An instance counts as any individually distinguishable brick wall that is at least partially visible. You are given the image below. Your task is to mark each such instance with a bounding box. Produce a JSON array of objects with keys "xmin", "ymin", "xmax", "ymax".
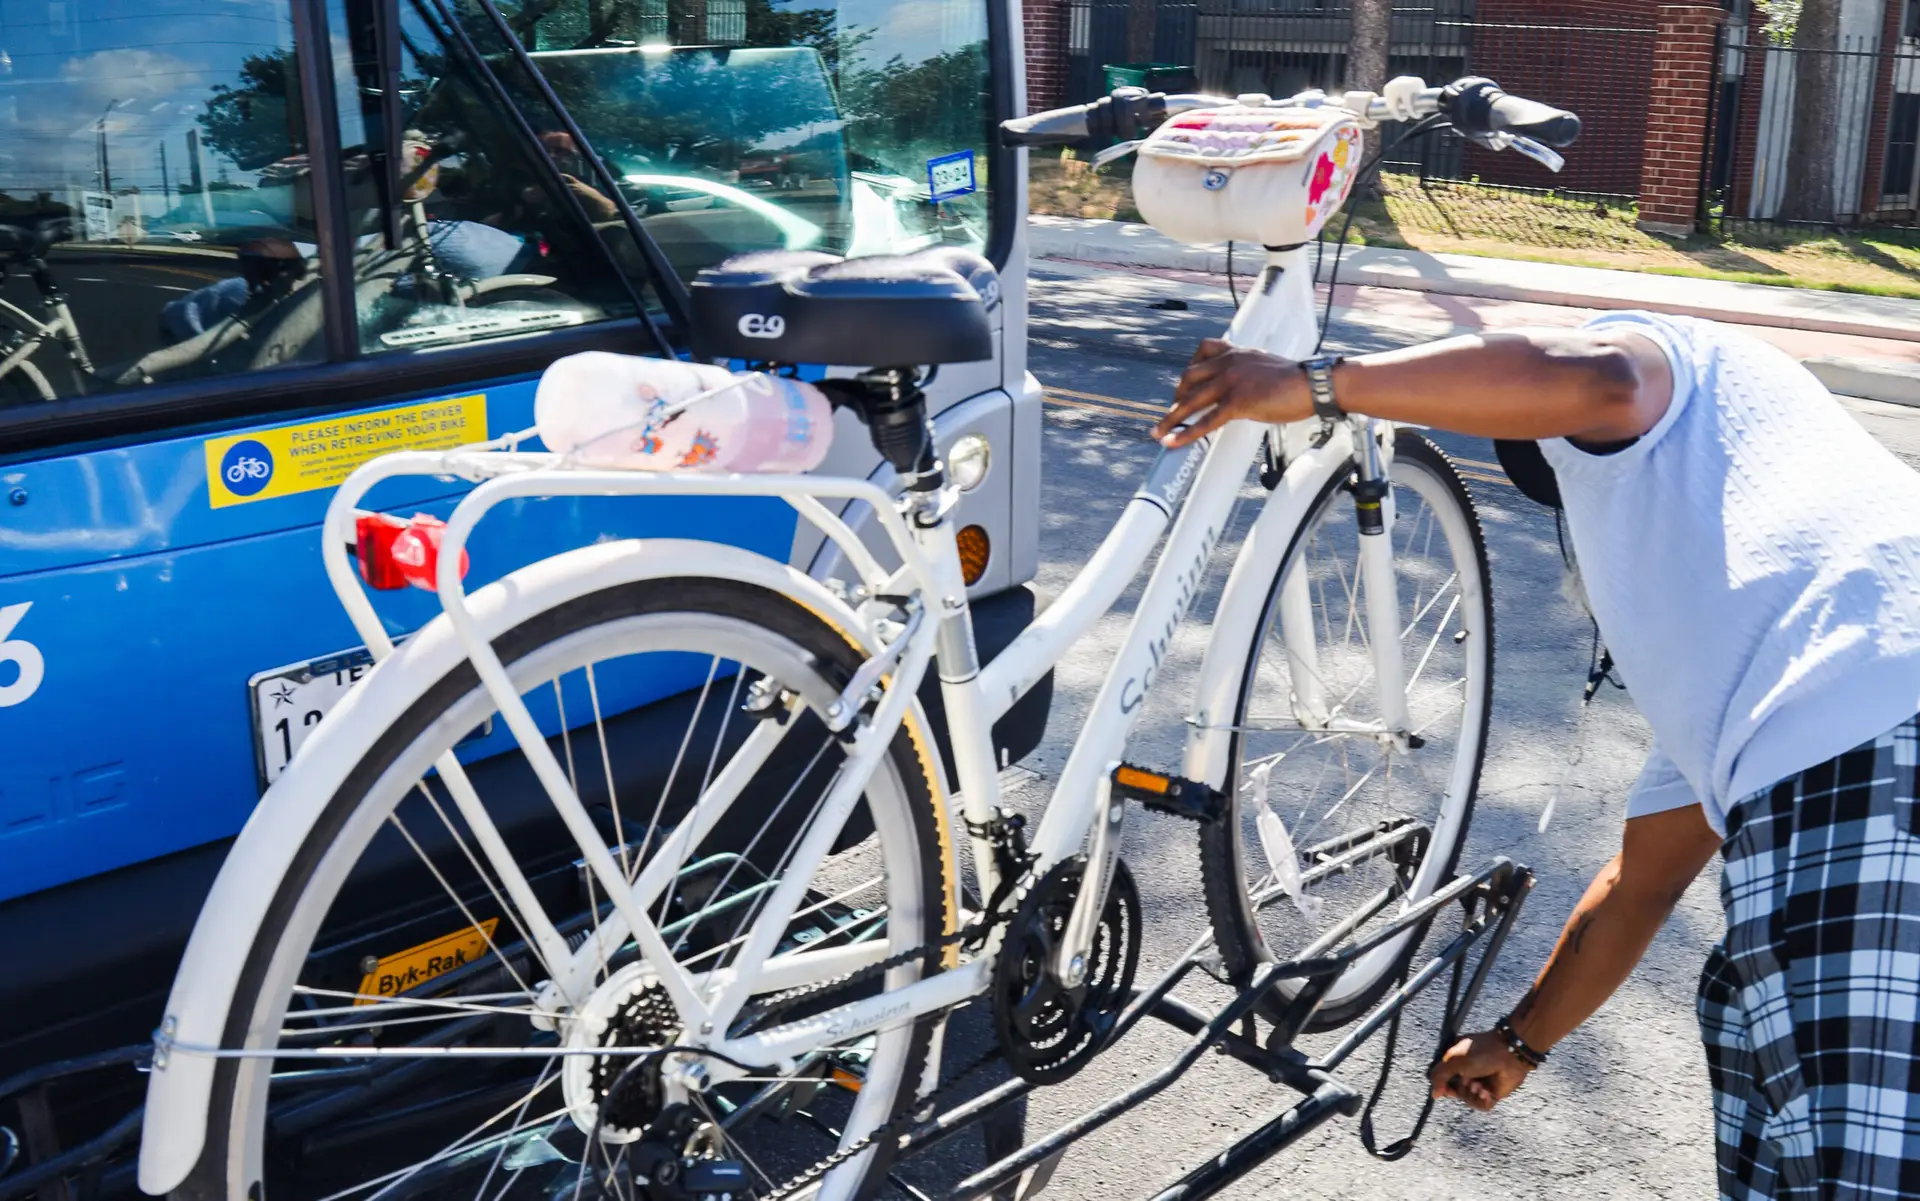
[
  {"xmin": 1727, "ymin": 36, "xmax": 1767, "ymax": 218},
  {"xmin": 1858, "ymin": 0, "xmax": 1903, "ymax": 214},
  {"xmin": 1638, "ymin": 5, "xmax": 1726, "ymax": 231},
  {"xmin": 1024, "ymin": 0, "xmax": 1069, "ymax": 112},
  {"xmin": 1459, "ymin": 0, "xmax": 1659, "ymax": 197}
]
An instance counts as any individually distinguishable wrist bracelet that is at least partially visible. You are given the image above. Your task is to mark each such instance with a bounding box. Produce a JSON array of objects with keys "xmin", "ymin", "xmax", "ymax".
[
  {"xmin": 1299, "ymin": 354, "xmax": 1345, "ymax": 424},
  {"xmin": 1494, "ymin": 1014, "xmax": 1548, "ymax": 1069}
]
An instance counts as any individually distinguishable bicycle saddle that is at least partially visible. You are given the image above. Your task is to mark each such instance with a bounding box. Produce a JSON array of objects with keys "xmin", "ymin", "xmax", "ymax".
[
  {"xmin": 688, "ymin": 247, "xmax": 998, "ymax": 367},
  {"xmin": 0, "ymin": 217, "xmax": 70, "ymax": 261}
]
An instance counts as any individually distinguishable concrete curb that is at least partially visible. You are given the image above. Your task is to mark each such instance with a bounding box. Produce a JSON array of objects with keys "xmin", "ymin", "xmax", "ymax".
[
  {"xmin": 1027, "ymin": 215, "xmax": 1920, "ymax": 410},
  {"xmin": 1803, "ymin": 357, "xmax": 1920, "ymax": 408},
  {"xmin": 1026, "ymin": 215, "xmax": 1920, "ymax": 347}
]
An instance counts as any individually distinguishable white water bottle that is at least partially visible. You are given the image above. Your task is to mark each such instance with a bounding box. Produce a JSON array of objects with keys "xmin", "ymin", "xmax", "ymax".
[{"xmin": 535, "ymin": 351, "xmax": 835, "ymax": 473}]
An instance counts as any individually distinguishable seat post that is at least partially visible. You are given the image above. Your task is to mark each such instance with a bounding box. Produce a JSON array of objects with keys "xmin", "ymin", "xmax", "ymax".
[{"xmin": 855, "ymin": 367, "xmax": 942, "ymax": 493}]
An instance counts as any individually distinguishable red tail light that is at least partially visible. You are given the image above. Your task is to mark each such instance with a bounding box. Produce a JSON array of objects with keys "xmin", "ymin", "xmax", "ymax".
[{"xmin": 355, "ymin": 512, "xmax": 469, "ymax": 591}]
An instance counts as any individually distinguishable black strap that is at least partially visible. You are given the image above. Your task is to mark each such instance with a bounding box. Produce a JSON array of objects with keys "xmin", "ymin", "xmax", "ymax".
[{"xmin": 1357, "ymin": 934, "xmax": 1469, "ymax": 1161}]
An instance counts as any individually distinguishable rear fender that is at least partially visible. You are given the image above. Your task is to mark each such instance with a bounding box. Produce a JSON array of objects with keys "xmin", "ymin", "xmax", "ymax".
[{"xmin": 137, "ymin": 538, "xmax": 902, "ymax": 1194}]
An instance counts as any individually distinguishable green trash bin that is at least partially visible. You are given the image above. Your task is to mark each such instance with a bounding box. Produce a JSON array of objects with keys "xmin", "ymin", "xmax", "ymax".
[{"xmin": 1102, "ymin": 62, "xmax": 1198, "ymax": 94}]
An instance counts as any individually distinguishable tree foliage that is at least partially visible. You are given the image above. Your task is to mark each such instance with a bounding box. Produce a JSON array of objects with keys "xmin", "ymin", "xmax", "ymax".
[{"xmin": 199, "ymin": 51, "xmax": 305, "ymax": 171}]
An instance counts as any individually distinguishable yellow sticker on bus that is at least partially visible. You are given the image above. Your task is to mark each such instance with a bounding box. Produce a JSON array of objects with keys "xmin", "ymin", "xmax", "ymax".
[
  {"xmin": 204, "ymin": 394, "xmax": 488, "ymax": 508},
  {"xmin": 356, "ymin": 917, "xmax": 500, "ymax": 1004}
]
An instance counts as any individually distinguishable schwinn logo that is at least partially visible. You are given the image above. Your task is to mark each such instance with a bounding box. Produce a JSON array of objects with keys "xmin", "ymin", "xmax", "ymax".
[
  {"xmin": 737, "ymin": 313, "xmax": 786, "ymax": 339},
  {"xmin": 1119, "ymin": 521, "xmax": 1221, "ymax": 714}
]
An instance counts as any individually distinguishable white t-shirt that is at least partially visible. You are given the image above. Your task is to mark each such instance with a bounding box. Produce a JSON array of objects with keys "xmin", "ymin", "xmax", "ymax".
[{"xmin": 1539, "ymin": 312, "xmax": 1920, "ymax": 835}]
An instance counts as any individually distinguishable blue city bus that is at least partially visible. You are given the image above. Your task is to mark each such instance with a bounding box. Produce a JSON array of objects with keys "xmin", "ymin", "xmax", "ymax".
[{"xmin": 0, "ymin": 0, "xmax": 1044, "ymax": 1176}]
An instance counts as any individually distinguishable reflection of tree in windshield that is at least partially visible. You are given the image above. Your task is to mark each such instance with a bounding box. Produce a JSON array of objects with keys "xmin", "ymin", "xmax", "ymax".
[
  {"xmin": 840, "ymin": 41, "xmax": 987, "ymax": 178},
  {"xmin": 745, "ymin": 1, "xmax": 841, "ymax": 73},
  {"xmin": 535, "ymin": 48, "xmax": 846, "ymax": 177},
  {"xmin": 200, "ymin": 52, "xmax": 306, "ymax": 171}
]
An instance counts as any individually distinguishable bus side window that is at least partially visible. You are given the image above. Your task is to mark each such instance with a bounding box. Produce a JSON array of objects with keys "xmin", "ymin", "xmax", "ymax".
[
  {"xmin": 327, "ymin": 0, "xmax": 638, "ymax": 355},
  {"xmin": 0, "ymin": 0, "xmax": 327, "ymax": 404}
]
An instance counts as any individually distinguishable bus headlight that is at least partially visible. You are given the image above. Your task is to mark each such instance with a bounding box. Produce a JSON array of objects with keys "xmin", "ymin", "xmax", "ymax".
[{"xmin": 948, "ymin": 434, "xmax": 991, "ymax": 492}]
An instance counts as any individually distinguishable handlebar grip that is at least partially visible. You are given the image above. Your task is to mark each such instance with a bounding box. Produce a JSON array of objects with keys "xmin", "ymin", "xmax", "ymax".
[
  {"xmin": 1487, "ymin": 93, "xmax": 1582, "ymax": 147},
  {"xmin": 1444, "ymin": 77, "xmax": 1582, "ymax": 149},
  {"xmin": 1001, "ymin": 103, "xmax": 1095, "ymax": 147},
  {"xmin": 1001, "ymin": 87, "xmax": 1169, "ymax": 148}
]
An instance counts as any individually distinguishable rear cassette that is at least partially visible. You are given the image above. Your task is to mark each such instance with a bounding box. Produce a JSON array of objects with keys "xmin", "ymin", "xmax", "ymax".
[{"xmin": 992, "ymin": 856, "xmax": 1142, "ymax": 1085}]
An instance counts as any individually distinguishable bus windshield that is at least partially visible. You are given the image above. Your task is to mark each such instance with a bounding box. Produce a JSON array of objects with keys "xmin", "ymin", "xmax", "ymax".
[
  {"xmin": 0, "ymin": 0, "xmax": 998, "ymax": 412},
  {"xmin": 504, "ymin": 0, "xmax": 996, "ymax": 278}
]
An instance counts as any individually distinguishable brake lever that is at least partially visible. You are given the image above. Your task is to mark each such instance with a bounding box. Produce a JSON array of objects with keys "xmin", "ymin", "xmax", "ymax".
[
  {"xmin": 1502, "ymin": 133, "xmax": 1566, "ymax": 174},
  {"xmin": 1092, "ymin": 139, "xmax": 1145, "ymax": 169}
]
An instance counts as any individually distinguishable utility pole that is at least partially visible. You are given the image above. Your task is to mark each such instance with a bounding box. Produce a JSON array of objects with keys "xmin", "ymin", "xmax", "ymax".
[
  {"xmin": 96, "ymin": 99, "xmax": 119, "ymax": 195},
  {"xmin": 159, "ymin": 141, "xmax": 171, "ymax": 207},
  {"xmin": 187, "ymin": 128, "xmax": 215, "ymax": 227}
]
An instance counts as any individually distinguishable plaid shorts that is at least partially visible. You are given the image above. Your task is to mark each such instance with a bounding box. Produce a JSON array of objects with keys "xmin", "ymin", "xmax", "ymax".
[{"xmin": 1698, "ymin": 713, "xmax": 1920, "ymax": 1200}]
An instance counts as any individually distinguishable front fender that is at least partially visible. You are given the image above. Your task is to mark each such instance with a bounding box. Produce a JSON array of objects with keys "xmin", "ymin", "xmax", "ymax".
[
  {"xmin": 1181, "ymin": 428, "xmax": 1352, "ymax": 791},
  {"xmin": 138, "ymin": 538, "xmax": 885, "ymax": 1195}
]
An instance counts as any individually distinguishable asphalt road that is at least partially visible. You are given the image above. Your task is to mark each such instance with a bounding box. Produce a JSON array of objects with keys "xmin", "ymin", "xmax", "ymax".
[
  {"xmin": 882, "ymin": 266, "xmax": 1920, "ymax": 1201},
  {"xmin": 0, "ymin": 248, "xmax": 230, "ymax": 373}
]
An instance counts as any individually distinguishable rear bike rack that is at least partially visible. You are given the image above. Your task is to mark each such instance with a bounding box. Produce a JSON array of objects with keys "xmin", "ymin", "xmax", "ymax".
[
  {"xmin": 877, "ymin": 821, "xmax": 1534, "ymax": 1201},
  {"xmin": 0, "ymin": 824, "xmax": 1530, "ymax": 1200}
]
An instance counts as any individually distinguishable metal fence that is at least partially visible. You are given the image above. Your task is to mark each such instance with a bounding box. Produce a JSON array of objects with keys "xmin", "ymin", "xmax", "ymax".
[
  {"xmin": 1058, "ymin": 2, "xmax": 1657, "ymax": 205},
  {"xmin": 1707, "ymin": 24, "xmax": 1920, "ymax": 231}
]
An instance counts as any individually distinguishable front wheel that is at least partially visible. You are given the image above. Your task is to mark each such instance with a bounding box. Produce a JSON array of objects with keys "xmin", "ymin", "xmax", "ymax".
[{"xmin": 1200, "ymin": 431, "xmax": 1494, "ymax": 1031}]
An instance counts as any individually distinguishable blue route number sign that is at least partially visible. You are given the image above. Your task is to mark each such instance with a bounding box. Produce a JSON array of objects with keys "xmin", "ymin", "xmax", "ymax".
[{"xmin": 926, "ymin": 150, "xmax": 978, "ymax": 203}]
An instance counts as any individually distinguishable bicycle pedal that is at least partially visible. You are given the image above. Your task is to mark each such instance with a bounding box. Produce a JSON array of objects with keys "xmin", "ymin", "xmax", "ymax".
[{"xmin": 1110, "ymin": 764, "xmax": 1224, "ymax": 822}]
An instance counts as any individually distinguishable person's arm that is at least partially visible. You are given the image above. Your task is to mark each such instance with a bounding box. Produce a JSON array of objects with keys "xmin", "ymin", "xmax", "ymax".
[
  {"xmin": 1152, "ymin": 328, "xmax": 1674, "ymax": 450},
  {"xmin": 1427, "ymin": 802, "xmax": 1723, "ymax": 1111}
]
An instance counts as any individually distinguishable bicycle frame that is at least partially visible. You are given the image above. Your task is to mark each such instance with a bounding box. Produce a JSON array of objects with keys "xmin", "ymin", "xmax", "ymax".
[
  {"xmin": 266, "ymin": 242, "xmax": 1405, "ymax": 1080},
  {"xmin": 0, "ymin": 294, "xmax": 87, "ymax": 401}
]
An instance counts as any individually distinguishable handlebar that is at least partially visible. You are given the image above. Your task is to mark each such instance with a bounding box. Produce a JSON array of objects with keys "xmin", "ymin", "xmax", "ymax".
[
  {"xmin": 1000, "ymin": 74, "xmax": 1581, "ymax": 154},
  {"xmin": 1442, "ymin": 77, "xmax": 1582, "ymax": 148}
]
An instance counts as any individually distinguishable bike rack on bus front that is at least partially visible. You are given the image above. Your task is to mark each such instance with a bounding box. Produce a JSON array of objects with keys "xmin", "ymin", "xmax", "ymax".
[{"xmin": 861, "ymin": 835, "xmax": 1534, "ymax": 1201}]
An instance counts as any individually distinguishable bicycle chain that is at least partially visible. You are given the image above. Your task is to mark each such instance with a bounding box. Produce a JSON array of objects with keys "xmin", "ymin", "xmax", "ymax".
[
  {"xmin": 741, "ymin": 904, "xmax": 1020, "ymax": 1198},
  {"xmin": 726, "ymin": 818, "xmax": 1037, "ymax": 1197},
  {"xmin": 759, "ymin": 1041, "xmax": 1001, "ymax": 1201},
  {"xmin": 741, "ymin": 909, "xmax": 1010, "ymax": 1029}
]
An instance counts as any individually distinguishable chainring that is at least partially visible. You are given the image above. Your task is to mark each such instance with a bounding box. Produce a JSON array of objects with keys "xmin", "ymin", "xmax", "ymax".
[{"xmin": 991, "ymin": 855, "xmax": 1142, "ymax": 1085}]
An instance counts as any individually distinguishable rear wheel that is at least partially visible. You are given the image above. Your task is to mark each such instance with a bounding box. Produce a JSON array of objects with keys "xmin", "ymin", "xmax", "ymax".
[
  {"xmin": 184, "ymin": 577, "xmax": 954, "ymax": 1201},
  {"xmin": 1200, "ymin": 432, "xmax": 1493, "ymax": 1031}
]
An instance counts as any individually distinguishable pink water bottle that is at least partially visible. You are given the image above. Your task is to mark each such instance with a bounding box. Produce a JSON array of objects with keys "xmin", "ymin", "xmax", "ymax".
[{"xmin": 535, "ymin": 351, "xmax": 835, "ymax": 473}]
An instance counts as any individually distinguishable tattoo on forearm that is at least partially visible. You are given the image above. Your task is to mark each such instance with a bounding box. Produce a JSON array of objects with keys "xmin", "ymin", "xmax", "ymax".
[
  {"xmin": 1568, "ymin": 912, "xmax": 1596, "ymax": 956},
  {"xmin": 1510, "ymin": 985, "xmax": 1541, "ymax": 1024}
]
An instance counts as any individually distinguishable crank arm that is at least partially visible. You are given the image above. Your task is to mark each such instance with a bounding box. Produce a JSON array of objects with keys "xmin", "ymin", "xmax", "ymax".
[{"xmin": 1053, "ymin": 765, "xmax": 1127, "ymax": 987}]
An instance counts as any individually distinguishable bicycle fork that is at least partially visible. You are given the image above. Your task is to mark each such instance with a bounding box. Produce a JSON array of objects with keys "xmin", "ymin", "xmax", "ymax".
[{"xmin": 1352, "ymin": 422, "xmax": 1413, "ymax": 745}]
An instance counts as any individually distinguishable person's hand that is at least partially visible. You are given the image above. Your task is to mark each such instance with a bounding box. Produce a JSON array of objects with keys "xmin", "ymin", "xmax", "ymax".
[
  {"xmin": 1152, "ymin": 338, "xmax": 1314, "ymax": 449},
  {"xmin": 562, "ymin": 174, "xmax": 618, "ymax": 221},
  {"xmin": 1428, "ymin": 1030, "xmax": 1535, "ymax": 1111}
]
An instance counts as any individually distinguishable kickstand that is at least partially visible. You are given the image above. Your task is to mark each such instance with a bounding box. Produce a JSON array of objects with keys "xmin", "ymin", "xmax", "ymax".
[{"xmin": 1356, "ymin": 928, "xmax": 1468, "ymax": 1161}]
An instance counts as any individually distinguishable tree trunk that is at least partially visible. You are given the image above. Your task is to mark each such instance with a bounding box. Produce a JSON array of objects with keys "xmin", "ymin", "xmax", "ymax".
[
  {"xmin": 1346, "ymin": 0, "xmax": 1392, "ymax": 94},
  {"xmin": 1778, "ymin": 0, "xmax": 1842, "ymax": 221}
]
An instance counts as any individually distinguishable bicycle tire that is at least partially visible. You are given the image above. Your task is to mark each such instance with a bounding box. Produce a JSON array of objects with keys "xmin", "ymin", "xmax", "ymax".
[
  {"xmin": 178, "ymin": 576, "xmax": 954, "ymax": 1201},
  {"xmin": 1199, "ymin": 431, "xmax": 1493, "ymax": 1032}
]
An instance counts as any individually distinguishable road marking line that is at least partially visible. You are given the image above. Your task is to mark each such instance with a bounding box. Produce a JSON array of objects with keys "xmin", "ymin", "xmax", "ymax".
[
  {"xmin": 1046, "ymin": 387, "xmax": 1166, "ymax": 414},
  {"xmin": 1046, "ymin": 396, "xmax": 1148, "ymax": 421}
]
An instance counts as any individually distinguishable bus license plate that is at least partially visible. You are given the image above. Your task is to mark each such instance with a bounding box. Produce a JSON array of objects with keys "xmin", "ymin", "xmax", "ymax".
[
  {"xmin": 249, "ymin": 646, "xmax": 493, "ymax": 790},
  {"xmin": 249, "ymin": 647, "xmax": 379, "ymax": 789}
]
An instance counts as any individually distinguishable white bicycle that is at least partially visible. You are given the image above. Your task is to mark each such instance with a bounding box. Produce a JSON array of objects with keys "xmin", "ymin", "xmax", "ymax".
[
  {"xmin": 138, "ymin": 74, "xmax": 1579, "ymax": 1201},
  {"xmin": 0, "ymin": 217, "xmax": 95, "ymax": 404}
]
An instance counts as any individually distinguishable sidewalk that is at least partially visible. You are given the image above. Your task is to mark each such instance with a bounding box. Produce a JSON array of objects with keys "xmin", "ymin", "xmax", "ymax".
[{"xmin": 1028, "ymin": 215, "xmax": 1920, "ymax": 406}]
